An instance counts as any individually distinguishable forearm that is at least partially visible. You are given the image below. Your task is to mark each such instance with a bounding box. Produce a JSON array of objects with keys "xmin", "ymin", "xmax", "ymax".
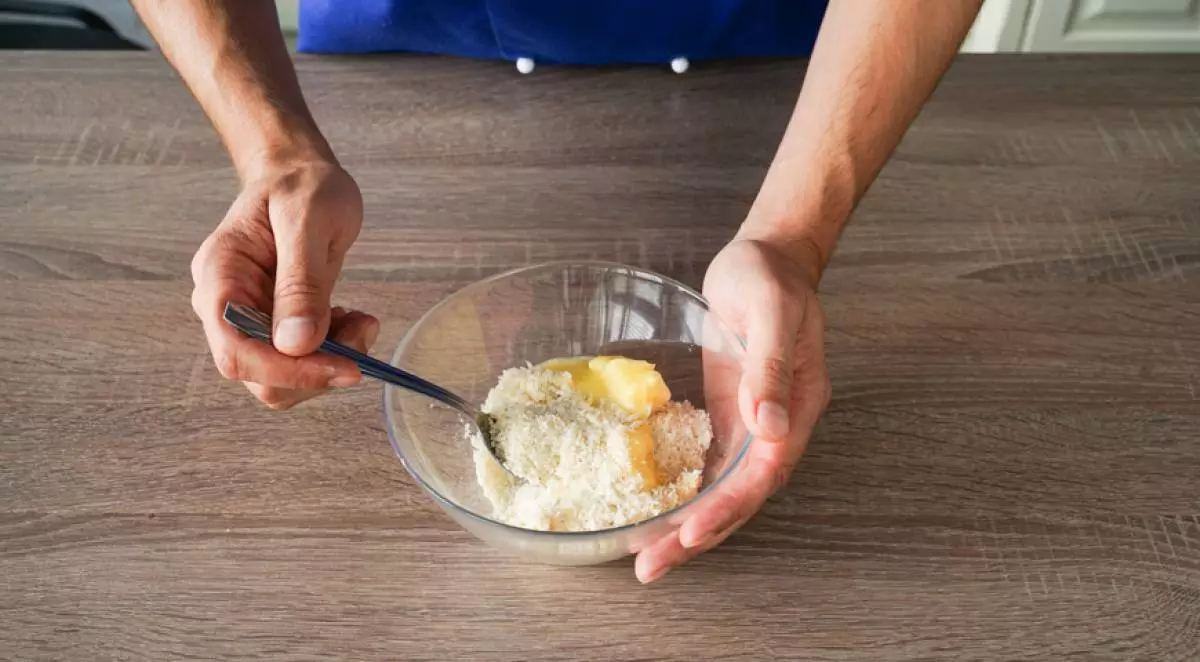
[
  {"xmin": 739, "ymin": 0, "xmax": 982, "ymax": 282},
  {"xmin": 131, "ymin": 0, "xmax": 334, "ymax": 181}
]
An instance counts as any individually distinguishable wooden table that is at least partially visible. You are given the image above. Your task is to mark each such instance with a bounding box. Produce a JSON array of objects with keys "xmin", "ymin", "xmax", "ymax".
[{"xmin": 2, "ymin": 52, "xmax": 1198, "ymax": 660}]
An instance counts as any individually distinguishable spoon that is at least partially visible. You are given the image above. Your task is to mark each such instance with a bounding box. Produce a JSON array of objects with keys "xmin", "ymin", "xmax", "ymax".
[{"xmin": 222, "ymin": 302, "xmax": 509, "ymax": 473}]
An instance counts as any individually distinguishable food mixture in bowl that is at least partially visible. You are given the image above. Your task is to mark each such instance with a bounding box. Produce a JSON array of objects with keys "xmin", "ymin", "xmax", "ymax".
[{"xmin": 470, "ymin": 356, "xmax": 712, "ymax": 532}]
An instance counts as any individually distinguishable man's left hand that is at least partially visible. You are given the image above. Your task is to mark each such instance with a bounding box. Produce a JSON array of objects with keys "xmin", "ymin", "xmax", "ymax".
[{"xmin": 635, "ymin": 237, "xmax": 832, "ymax": 583}]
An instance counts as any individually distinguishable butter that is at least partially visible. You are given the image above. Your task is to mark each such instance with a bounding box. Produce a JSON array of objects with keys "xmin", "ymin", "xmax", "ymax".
[
  {"xmin": 625, "ymin": 422, "xmax": 659, "ymax": 489},
  {"xmin": 542, "ymin": 356, "xmax": 671, "ymax": 490},
  {"xmin": 541, "ymin": 356, "xmax": 671, "ymax": 419}
]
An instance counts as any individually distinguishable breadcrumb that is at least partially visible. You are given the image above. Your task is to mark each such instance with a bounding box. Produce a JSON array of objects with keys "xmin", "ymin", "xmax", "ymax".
[{"xmin": 470, "ymin": 363, "xmax": 712, "ymax": 531}]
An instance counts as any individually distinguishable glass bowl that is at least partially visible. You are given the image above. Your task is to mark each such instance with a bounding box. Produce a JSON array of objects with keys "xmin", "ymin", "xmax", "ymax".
[{"xmin": 384, "ymin": 262, "xmax": 750, "ymax": 565}]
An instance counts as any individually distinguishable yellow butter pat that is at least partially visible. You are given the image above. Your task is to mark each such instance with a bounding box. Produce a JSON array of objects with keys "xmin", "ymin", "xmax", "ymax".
[{"xmin": 542, "ymin": 356, "xmax": 671, "ymax": 419}]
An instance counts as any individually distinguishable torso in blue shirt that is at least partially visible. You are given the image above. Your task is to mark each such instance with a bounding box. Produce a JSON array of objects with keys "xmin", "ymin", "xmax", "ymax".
[{"xmin": 298, "ymin": 1, "xmax": 828, "ymax": 64}]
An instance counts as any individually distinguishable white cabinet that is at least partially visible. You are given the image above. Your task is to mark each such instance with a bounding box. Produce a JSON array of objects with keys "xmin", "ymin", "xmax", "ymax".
[
  {"xmin": 1025, "ymin": 0, "xmax": 1200, "ymax": 51},
  {"xmin": 967, "ymin": 0, "xmax": 1200, "ymax": 52},
  {"xmin": 277, "ymin": 0, "xmax": 298, "ymax": 33}
]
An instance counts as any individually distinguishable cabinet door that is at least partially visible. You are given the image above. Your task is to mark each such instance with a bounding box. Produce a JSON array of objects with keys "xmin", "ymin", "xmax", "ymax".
[
  {"xmin": 277, "ymin": 0, "xmax": 299, "ymax": 33},
  {"xmin": 1024, "ymin": 0, "xmax": 1200, "ymax": 51}
]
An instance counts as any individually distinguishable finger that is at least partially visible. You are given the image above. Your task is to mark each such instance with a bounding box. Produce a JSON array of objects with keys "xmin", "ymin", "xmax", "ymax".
[
  {"xmin": 271, "ymin": 213, "xmax": 335, "ymax": 356},
  {"xmin": 239, "ymin": 308, "xmax": 380, "ymax": 409},
  {"xmin": 739, "ymin": 294, "xmax": 798, "ymax": 443},
  {"xmin": 330, "ymin": 308, "xmax": 381, "ymax": 354},
  {"xmin": 293, "ymin": 308, "xmax": 378, "ymax": 392},
  {"xmin": 635, "ymin": 517, "xmax": 746, "ymax": 583},
  {"xmin": 678, "ymin": 440, "xmax": 794, "ymax": 548},
  {"xmin": 243, "ymin": 381, "xmax": 313, "ymax": 410},
  {"xmin": 193, "ymin": 283, "xmax": 358, "ymax": 389},
  {"xmin": 681, "ymin": 368, "xmax": 827, "ymax": 549},
  {"xmin": 215, "ymin": 329, "xmax": 354, "ymax": 389},
  {"xmin": 635, "ymin": 531, "xmax": 683, "ymax": 583}
]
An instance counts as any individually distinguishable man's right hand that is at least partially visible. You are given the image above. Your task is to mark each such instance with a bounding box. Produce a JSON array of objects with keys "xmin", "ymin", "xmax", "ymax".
[{"xmin": 191, "ymin": 160, "xmax": 379, "ymax": 409}]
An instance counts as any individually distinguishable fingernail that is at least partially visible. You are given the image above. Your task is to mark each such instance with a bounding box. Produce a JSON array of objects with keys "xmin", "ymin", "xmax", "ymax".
[
  {"xmin": 366, "ymin": 319, "xmax": 381, "ymax": 349},
  {"xmin": 757, "ymin": 400, "xmax": 790, "ymax": 439},
  {"xmin": 640, "ymin": 565, "xmax": 672, "ymax": 584},
  {"xmin": 331, "ymin": 374, "xmax": 359, "ymax": 389},
  {"xmin": 681, "ymin": 530, "xmax": 713, "ymax": 549},
  {"xmin": 275, "ymin": 317, "xmax": 317, "ymax": 352}
]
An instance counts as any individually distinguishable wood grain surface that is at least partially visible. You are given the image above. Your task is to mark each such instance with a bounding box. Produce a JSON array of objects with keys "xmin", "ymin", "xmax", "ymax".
[{"xmin": 2, "ymin": 52, "xmax": 1199, "ymax": 660}]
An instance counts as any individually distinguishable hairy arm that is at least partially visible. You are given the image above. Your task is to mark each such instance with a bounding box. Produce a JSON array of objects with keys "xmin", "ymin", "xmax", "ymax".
[
  {"xmin": 129, "ymin": 0, "xmax": 335, "ymax": 179},
  {"xmin": 739, "ymin": 0, "xmax": 984, "ymax": 283},
  {"xmin": 639, "ymin": 1, "xmax": 985, "ymax": 582}
]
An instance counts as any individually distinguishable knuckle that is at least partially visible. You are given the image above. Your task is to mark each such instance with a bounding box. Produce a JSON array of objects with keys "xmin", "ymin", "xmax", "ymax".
[
  {"xmin": 212, "ymin": 350, "xmax": 241, "ymax": 381},
  {"xmin": 769, "ymin": 461, "xmax": 796, "ymax": 495},
  {"xmin": 711, "ymin": 491, "xmax": 742, "ymax": 521},
  {"xmin": 714, "ymin": 520, "xmax": 748, "ymax": 547},
  {"xmin": 804, "ymin": 375, "xmax": 833, "ymax": 413},
  {"xmin": 274, "ymin": 274, "xmax": 325, "ymax": 304},
  {"xmin": 292, "ymin": 370, "xmax": 333, "ymax": 391},
  {"xmin": 263, "ymin": 397, "xmax": 295, "ymax": 411},
  {"xmin": 216, "ymin": 223, "xmax": 261, "ymax": 254},
  {"xmin": 189, "ymin": 253, "xmax": 204, "ymax": 285},
  {"xmin": 190, "ymin": 287, "xmax": 204, "ymax": 318},
  {"xmin": 759, "ymin": 357, "xmax": 792, "ymax": 390},
  {"xmin": 314, "ymin": 168, "xmax": 362, "ymax": 206},
  {"xmin": 245, "ymin": 383, "xmax": 294, "ymax": 410},
  {"xmin": 190, "ymin": 238, "xmax": 215, "ymax": 284}
]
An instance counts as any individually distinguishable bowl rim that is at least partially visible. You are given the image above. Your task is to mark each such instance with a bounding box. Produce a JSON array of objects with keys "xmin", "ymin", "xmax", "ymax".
[{"xmin": 383, "ymin": 260, "xmax": 753, "ymax": 538}]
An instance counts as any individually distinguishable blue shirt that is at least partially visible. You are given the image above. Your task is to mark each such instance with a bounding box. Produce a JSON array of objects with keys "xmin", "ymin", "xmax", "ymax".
[{"xmin": 297, "ymin": 1, "xmax": 827, "ymax": 64}]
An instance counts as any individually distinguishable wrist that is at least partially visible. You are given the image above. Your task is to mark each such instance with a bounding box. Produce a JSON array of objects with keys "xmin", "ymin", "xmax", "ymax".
[
  {"xmin": 736, "ymin": 174, "xmax": 854, "ymax": 289},
  {"xmin": 734, "ymin": 229, "xmax": 827, "ymax": 290},
  {"xmin": 231, "ymin": 114, "xmax": 338, "ymax": 184}
]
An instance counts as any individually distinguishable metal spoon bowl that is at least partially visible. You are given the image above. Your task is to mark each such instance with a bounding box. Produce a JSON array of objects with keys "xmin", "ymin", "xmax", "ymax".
[{"xmin": 222, "ymin": 302, "xmax": 509, "ymax": 473}]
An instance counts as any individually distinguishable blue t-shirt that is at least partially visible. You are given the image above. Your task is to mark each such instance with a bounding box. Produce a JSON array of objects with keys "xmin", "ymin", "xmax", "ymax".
[{"xmin": 297, "ymin": 1, "xmax": 828, "ymax": 64}]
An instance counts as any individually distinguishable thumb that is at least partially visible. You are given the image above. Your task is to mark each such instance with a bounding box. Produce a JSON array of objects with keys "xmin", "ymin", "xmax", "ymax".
[
  {"xmin": 272, "ymin": 222, "xmax": 334, "ymax": 356},
  {"xmin": 739, "ymin": 303, "xmax": 796, "ymax": 442}
]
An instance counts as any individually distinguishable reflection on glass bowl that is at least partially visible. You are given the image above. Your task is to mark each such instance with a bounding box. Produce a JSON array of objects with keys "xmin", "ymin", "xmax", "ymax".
[{"xmin": 384, "ymin": 262, "xmax": 751, "ymax": 565}]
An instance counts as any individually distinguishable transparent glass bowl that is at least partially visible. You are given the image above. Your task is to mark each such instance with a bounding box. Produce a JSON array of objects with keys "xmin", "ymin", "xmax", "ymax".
[{"xmin": 384, "ymin": 262, "xmax": 751, "ymax": 565}]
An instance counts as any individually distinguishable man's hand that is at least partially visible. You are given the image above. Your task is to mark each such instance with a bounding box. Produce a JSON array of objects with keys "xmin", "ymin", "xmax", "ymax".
[
  {"xmin": 631, "ymin": 0, "xmax": 981, "ymax": 583},
  {"xmin": 130, "ymin": 1, "xmax": 375, "ymax": 407},
  {"xmin": 634, "ymin": 238, "xmax": 831, "ymax": 582},
  {"xmin": 191, "ymin": 160, "xmax": 378, "ymax": 409}
]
